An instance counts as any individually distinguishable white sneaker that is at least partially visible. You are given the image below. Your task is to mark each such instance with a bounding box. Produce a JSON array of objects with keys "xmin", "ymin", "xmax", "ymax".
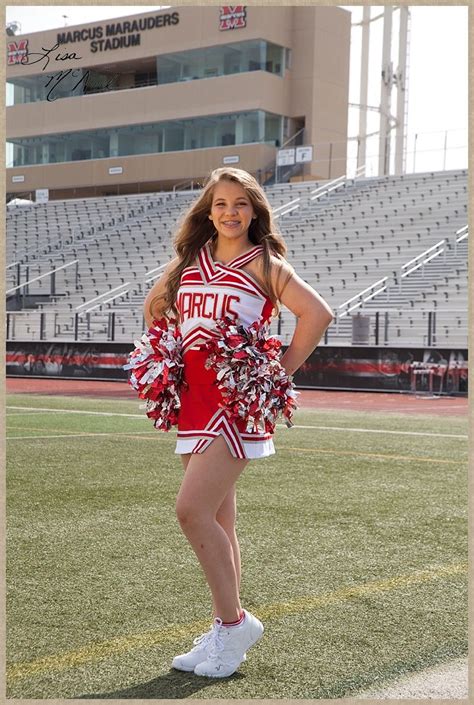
[
  {"xmin": 171, "ymin": 620, "xmax": 247, "ymax": 672},
  {"xmin": 193, "ymin": 609, "xmax": 264, "ymax": 678}
]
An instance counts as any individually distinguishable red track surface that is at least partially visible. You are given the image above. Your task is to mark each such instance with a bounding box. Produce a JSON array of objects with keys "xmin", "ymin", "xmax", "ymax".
[{"xmin": 6, "ymin": 377, "xmax": 467, "ymax": 416}]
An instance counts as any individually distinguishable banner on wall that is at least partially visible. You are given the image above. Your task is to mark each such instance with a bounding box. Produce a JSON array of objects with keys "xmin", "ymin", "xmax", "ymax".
[
  {"xmin": 6, "ymin": 342, "xmax": 130, "ymax": 380},
  {"xmin": 294, "ymin": 347, "xmax": 468, "ymax": 394},
  {"xmin": 5, "ymin": 342, "xmax": 468, "ymax": 394}
]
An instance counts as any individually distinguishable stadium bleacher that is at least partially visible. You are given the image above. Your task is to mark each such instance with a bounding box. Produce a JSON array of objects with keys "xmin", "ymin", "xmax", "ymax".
[{"xmin": 6, "ymin": 169, "xmax": 468, "ymax": 347}]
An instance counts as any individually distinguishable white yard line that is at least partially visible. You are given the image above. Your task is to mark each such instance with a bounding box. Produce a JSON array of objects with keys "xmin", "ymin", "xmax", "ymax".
[
  {"xmin": 6, "ymin": 406, "xmax": 467, "ymax": 439},
  {"xmin": 292, "ymin": 424, "xmax": 467, "ymax": 439},
  {"xmin": 6, "ymin": 431, "xmax": 161, "ymax": 441},
  {"xmin": 7, "ymin": 406, "xmax": 146, "ymax": 419}
]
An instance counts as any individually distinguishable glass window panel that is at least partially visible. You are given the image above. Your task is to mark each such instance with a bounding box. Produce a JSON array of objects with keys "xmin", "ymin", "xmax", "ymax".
[
  {"xmin": 266, "ymin": 42, "xmax": 284, "ymax": 76},
  {"xmin": 265, "ymin": 113, "xmax": 283, "ymax": 146},
  {"xmin": 6, "ymin": 110, "xmax": 287, "ymax": 165}
]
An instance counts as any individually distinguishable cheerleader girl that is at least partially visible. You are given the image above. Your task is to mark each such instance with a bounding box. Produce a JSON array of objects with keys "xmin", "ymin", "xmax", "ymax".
[{"xmin": 144, "ymin": 167, "xmax": 333, "ymax": 678}]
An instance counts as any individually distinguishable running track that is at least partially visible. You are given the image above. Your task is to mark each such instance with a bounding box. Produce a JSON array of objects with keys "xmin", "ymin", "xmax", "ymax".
[{"xmin": 6, "ymin": 378, "xmax": 467, "ymax": 417}]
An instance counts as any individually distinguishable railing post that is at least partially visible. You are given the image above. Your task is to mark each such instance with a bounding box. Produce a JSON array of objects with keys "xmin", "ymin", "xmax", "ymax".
[
  {"xmin": 74, "ymin": 313, "xmax": 79, "ymax": 341},
  {"xmin": 427, "ymin": 311, "xmax": 432, "ymax": 346},
  {"xmin": 432, "ymin": 311, "xmax": 437, "ymax": 346},
  {"xmin": 374, "ymin": 311, "xmax": 379, "ymax": 346},
  {"xmin": 277, "ymin": 313, "xmax": 282, "ymax": 336},
  {"xmin": 40, "ymin": 312, "xmax": 46, "ymax": 341},
  {"xmin": 16, "ymin": 262, "xmax": 21, "ymax": 288},
  {"xmin": 75, "ymin": 261, "xmax": 79, "ymax": 288},
  {"xmin": 50, "ymin": 269, "xmax": 56, "ymax": 296},
  {"xmin": 12, "ymin": 314, "xmax": 16, "ymax": 340},
  {"xmin": 107, "ymin": 312, "xmax": 116, "ymax": 341},
  {"xmin": 6, "ymin": 313, "xmax": 10, "ymax": 340},
  {"xmin": 384, "ymin": 311, "xmax": 389, "ymax": 344}
]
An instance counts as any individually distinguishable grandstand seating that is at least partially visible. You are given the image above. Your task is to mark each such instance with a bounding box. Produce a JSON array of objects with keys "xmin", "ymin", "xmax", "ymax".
[{"xmin": 6, "ymin": 169, "xmax": 468, "ymax": 348}]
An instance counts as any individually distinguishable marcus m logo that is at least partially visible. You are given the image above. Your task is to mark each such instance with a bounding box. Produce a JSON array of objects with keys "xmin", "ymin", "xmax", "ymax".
[
  {"xmin": 7, "ymin": 39, "xmax": 28, "ymax": 65},
  {"xmin": 219, "ymin": 6, "xmax": 247, "ymax": 31}
]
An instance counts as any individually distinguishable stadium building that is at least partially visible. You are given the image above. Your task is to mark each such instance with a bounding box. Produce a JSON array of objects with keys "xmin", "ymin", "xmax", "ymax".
[
  {"xmin": 6, "ymin": 5, "xmax": 351, "ymax": 199},
  {"xmin": 5, "ymin": 7, "xmax": 467, "ymax": 394}
]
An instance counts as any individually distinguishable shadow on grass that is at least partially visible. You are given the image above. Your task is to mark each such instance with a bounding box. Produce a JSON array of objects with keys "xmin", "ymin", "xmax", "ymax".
[{"xmin": 78, "ymin": 668, "xmax": 245, "ymax": 698}]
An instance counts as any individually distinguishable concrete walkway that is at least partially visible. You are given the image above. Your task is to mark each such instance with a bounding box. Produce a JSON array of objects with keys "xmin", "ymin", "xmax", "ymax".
[{"xmin": 356, "ymin": 656, "xmax": 469, "ymax": 699}]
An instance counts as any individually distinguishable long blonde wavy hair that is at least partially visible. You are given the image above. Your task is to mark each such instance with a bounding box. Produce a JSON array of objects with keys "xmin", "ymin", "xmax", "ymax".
[{"xmin": 149, "ymin": 167, "xmax": 290, "ymax": 320}]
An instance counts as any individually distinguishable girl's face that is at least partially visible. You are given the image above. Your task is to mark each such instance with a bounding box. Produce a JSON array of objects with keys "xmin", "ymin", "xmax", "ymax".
[{"xmin": 209, "ymin": 180, "xmax": 256, "ymax": 244}]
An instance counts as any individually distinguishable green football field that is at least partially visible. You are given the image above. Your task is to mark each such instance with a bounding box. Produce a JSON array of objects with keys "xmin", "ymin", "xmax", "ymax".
[{"xmin": 6, "ymin": 393, "xmax": 468, "ymax": 699}]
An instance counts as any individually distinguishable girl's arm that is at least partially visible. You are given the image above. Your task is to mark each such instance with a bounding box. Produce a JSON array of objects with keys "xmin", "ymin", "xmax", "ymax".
[
  {"xmin": 143, "ymin": 256, "xmax": 179, "ymax": 328},
  {"xmin": 272, "ymin": 259, "xmax": 334, "ymax": 376}
]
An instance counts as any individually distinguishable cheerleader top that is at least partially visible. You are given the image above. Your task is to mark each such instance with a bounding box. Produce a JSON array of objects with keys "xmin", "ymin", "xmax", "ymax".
[{"xmin": 177, "ymin": 240, "xmax": 274, "ymax": 355}]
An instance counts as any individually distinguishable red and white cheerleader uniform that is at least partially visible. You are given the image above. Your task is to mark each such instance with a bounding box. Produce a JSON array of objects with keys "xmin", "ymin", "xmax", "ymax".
[{"xmin": 175, "ymin": 240, "xmax": 275, "ymax": 460}]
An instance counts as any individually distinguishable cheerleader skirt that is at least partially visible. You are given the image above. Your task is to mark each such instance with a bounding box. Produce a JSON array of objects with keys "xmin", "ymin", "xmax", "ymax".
[{"xmin": 174, "ymin": 349, "xmax": 275, "ymax": 460}]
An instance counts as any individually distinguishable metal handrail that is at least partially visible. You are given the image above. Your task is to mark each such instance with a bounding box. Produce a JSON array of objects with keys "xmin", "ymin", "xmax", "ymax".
[
  {"xmin": 145, "ymin": 262, "xmax": 167, "ymax": 284},
  {"xmin": 338, "ymin": 277, "xmax": 389, "ymax": 317},
  {"xmin": 75, "ymin": 260, "xmax": 168, "ymax": 315},
  {"xmin": 401, "ymin": 239, "xmax": 446, "ymax": 279},
  {"xmin": 82, "ymin": 289, "xmax": 131, "ymax": 315},
  {"xmin": 274, "ymin": 164, "xmax": 366, "ymax": 220},
  {"xmin": 455, "ymin": 225, "xmax": 468, "ymax": 243},
  {"xmin": 280, "ymin": 127, "xmax": 305, "ymax": 149},
  {"xmin": 173, "ymin": 180, "xmax": 198, "ymax": 193},
  {"xmin": 75, "ymin": 281, "xmax": 131, "ymax": 311},
  {"xmin": 6, "ymin": 259, "xmax": 78, "ymax": 295},
  {"xmin": 273, "ymin": 198, "xmax": 301, "ymax": 214},
  {"xmin": 335, "ymin": 218, "xmax": 466, "ymax": 319},
  {"xmin": 310, "ymin": 165, "xmax": 366, "ymax": 202}
]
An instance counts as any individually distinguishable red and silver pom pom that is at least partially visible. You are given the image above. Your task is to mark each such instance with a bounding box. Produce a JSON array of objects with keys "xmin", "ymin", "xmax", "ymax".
[
  {"xmin": 204, "ymin": 315, "xmax": 299, "ymax": 433},
  {"xmin": 124, "ymin": 317, "xmax": 185, "ymax": 431}
]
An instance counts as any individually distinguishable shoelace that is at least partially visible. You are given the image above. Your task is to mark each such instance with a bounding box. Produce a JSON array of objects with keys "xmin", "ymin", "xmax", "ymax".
[
  {"xmin": 206, "ymin": 619, "xmax": 226, "ymax": 661},
  {"xmin": 192, "ymin": 629, "xmax": 213, "ymax": 649}
]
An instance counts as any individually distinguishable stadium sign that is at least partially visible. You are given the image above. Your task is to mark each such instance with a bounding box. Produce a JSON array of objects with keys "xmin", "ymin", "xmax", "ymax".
[
  {"xmin": 296, "ymin": 146, "xmax": 313, "ymax": 163},
  {"xmin": 36, "ymin": 188, "xmax": 49, "ymax": 203},
  {"xmin": 7, "ymin": 39, "xmax": 28, "ymax": 65},
  {"xmin": 277, "ymin": 148, "xmax": 295, "ymax": 166},
  {"xmin": 55, "ymin": 11, "xmax": 180, "ymax": 53},
  {"xmin": 219, "ymin": 6, "xmax": 247, "ymax": 31}
]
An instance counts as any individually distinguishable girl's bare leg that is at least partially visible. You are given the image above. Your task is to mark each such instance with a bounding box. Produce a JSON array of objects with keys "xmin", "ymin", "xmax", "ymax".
[
  {"xmin": 176, "ymin": 436, "xmax": 248, "ymax": 622},
  {"xmin": 216, "ymin": 487, "xmax": 241, "ymax": 593},
  {"xmin": 180, "ymin": 456, "xmax": 241, "ymax": 592}
]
